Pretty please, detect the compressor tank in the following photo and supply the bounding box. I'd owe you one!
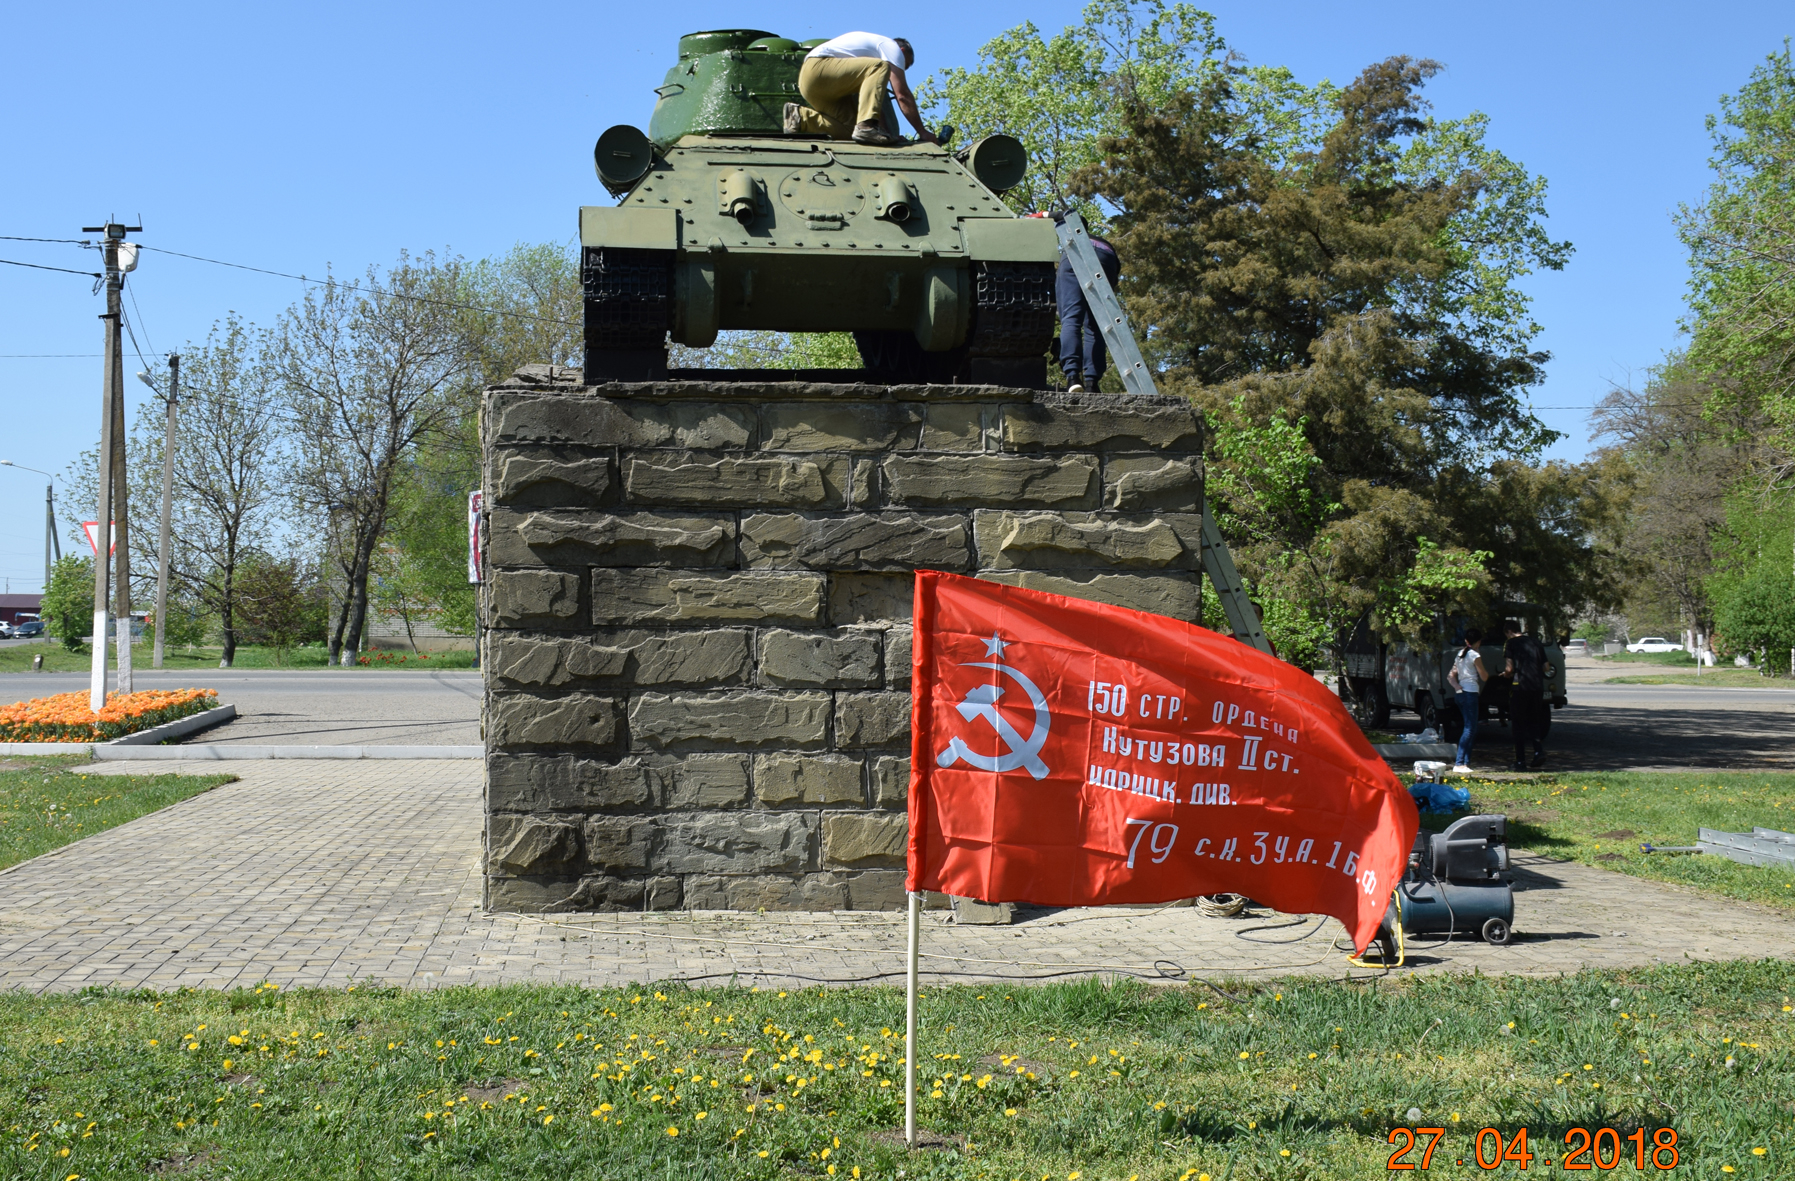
[581,29,1059,387]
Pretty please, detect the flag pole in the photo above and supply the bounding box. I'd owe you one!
[904,889,920,1148]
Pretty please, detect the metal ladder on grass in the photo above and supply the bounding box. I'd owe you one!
[1055,212,1273,656]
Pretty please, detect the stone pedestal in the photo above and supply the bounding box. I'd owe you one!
[480,364,1203,912]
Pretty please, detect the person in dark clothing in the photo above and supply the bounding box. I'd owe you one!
[1055,234,1121,392]
[1502,620,1551,770]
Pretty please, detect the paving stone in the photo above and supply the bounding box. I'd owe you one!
[489,630,751,689]
[486,815,581,875]
[613,400,755,448]
[488,693,622,751]
[828,573,915,624]
[836,692,911,748]
[884,627,913,689]
[491,446,614,508]
[753,753,865,806]
[683,874,850,911]
[1002,394,1203,452]
[489,509,735,567]
[1103,455,1204,512]
[490,569,582,626]
[629,691,830,751]
[740,512,971,570]
[623,452,847,507]
[822,812,908,868]
[658,812,817,874]
[592,570,826,626]
[759,401,923,451]
[977,570,1202,620]
[872,756,911,807]
[581,817,656,873]
[882,454,1098,508]
[758,629,882,688]
[486,754,658,811]
[973,510,1202,570]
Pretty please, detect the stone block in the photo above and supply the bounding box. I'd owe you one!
[615,400,754,448]
[872,756,910,807]
[490,569,581,627]
[843,869,907,910]
[488,509,734,567]
[663,754,753,808]
[487,814,581,875]
[1104,455,1204,512]
[847,458,878,509]
[977,570,1202,619]
[488,693,621,750]
[489,630,751,689]
[486,875,681,913]
[758,628,882,688]
[760,401,923,451]
[822,812,908,868]
[973,510,1202,571]
[682,873,850,910]
[828,573,915,624]
[882,454,1098,508]
[1002,394,1203,452]
[486,754,658,811]
[491,446,614,508]
[919,403,991,452]
[623,452,846,508]
[740,512,971,571]
[581,816,656,873]
[629,691,830,751]
[659,811,817,874]
[884,627,913,689]
[592,570,826,626]
[753,753,865,806]
[951,897,1015,925]
[488,393,668,447]
[836,692,911,748]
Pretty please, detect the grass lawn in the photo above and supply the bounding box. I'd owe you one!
[0,644,475,674]
[0,756,234,871]
[1451,771,1795,910]
[1604,669,1792,687]
[1,964,1790,1179]
[1592,651,1697,666]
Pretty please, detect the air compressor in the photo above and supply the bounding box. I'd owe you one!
[1373,813,1514,964]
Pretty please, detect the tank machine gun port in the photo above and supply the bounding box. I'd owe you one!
[581,29,1057,386]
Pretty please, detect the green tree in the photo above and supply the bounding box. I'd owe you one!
[40,555,93,652]
[234,554,327,663]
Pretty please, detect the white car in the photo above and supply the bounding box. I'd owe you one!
[1625,636,1683,653]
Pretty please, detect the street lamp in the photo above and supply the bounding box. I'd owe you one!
[0,461,61,597]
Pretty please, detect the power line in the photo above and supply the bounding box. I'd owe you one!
[0,257,102,279]
[0,235,92,245]
[124,274,159,359]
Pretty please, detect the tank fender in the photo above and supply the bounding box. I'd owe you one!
[580,205,679,251]
[960,216,1058,263]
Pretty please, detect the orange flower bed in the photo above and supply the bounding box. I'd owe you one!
[0,688,220,743]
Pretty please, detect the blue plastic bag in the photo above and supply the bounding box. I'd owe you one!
[1409,779,1470,814]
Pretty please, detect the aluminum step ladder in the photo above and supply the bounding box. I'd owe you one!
[1055,212,1273,656]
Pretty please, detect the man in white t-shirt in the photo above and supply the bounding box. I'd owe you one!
[785,32,939,146]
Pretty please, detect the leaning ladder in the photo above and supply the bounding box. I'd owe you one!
[1055,212,1274,656]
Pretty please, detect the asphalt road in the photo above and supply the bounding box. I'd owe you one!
[0,669,481,746]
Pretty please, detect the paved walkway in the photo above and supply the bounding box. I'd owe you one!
[1,760,1790,994]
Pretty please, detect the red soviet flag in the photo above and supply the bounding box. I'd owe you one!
[907,571,1416,953]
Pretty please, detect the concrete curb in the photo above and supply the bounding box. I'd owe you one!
[1372,743,1458,761]
[109,703,238,745]
[91,745,483,760]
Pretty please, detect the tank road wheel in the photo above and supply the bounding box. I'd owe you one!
[1482,916,1511,946]
[582,247,673,383]
[965,260,1055,389]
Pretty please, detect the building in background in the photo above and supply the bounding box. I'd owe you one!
[0,594,43,627]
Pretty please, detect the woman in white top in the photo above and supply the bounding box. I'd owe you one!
[1447,626,1488,772]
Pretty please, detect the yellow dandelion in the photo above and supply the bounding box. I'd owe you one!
[666,1126,679,1137]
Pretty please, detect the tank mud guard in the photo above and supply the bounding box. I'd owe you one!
[583,246,673,383]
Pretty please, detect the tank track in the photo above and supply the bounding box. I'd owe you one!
[582,247,672,382]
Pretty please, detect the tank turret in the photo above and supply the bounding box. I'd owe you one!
[581,29,1058,386]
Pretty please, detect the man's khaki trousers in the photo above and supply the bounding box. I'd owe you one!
[795,56,893,139]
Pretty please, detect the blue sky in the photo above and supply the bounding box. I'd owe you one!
[0,1,1788,593]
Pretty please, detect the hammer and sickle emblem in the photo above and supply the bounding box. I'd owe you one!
[936,660,1052,780]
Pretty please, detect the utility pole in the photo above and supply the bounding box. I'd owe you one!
[0,461,60,593]
[82,220,139,709]
[153,355,177,668]
[112,334,133,694]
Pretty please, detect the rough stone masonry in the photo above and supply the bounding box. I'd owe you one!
[480,363,1204,913]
